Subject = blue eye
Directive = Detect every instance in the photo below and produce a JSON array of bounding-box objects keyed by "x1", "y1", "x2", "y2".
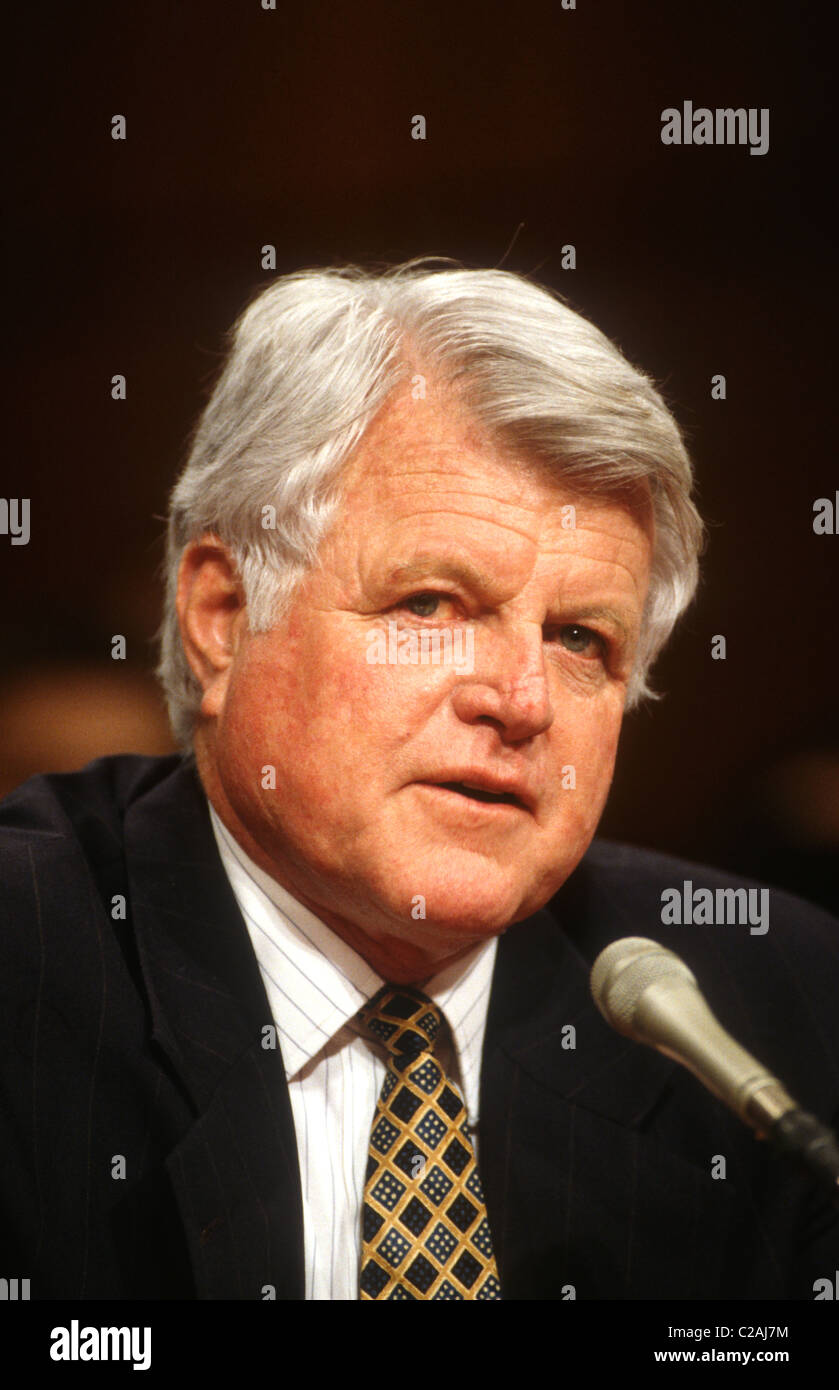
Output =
[
  {"x1": 558, "y1": 624, "x2": 602, "y2": 656},
  {"x1": 403, "y1": 592, "x2": 442, "y2": 618}
]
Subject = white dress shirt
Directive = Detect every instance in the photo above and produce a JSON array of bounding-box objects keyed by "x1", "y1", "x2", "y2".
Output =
[{"x1": 209, "y1": 805, "x2": 498, "y2": 1301}]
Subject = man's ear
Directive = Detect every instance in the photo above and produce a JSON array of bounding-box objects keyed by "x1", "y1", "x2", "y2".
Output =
[{"x1": 176, "y1": 534, "x2": 247, "y2": 719}]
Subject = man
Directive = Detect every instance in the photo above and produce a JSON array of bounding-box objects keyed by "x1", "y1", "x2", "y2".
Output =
[{"x1": 1, "y1": 262, "x2": 837, "y2": 1300}]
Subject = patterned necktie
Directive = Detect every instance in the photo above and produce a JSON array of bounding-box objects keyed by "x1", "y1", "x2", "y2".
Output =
[{"x1": 356, "y1": 984, "x2": 502, "y2": 1300}]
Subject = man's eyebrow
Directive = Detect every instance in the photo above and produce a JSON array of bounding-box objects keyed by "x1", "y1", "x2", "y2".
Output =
[
  {"x1": 564, "y1": 605, "x2": 633, "y2": 640},
  {"x1": 381, "y1": 556, "x2": 499, "y2": 592}
]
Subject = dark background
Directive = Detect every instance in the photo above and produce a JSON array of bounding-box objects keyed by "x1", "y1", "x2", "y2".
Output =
[{"x1": 3, "y1": 0, "x2": 837, "y2": 909}]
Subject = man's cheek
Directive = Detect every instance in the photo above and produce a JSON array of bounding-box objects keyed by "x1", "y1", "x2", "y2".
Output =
[
  {"x1": 548, "y1": 724, "x2": 618, "y2": 826},
  {"x1": 321, "y1": 655, "x2": 426, "y2": 730}
]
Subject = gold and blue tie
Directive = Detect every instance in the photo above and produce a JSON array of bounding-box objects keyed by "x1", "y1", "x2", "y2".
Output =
[{"x1": 357, "y1": 985, "x2": 502, "y2": 1300}]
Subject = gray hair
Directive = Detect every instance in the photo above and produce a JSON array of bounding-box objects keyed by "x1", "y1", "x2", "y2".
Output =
[{"x1": 158, "y1": 259, "x2": 703, "y2": 748}]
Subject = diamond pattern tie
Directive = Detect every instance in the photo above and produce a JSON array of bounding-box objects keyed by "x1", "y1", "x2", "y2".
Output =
[{"x1": 357, "y1": 985, "x2": 502, "y2": 1300}]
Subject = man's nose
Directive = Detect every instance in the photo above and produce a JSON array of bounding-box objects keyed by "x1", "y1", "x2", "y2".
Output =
[{"x1": 449, "y1": 626, "x2": 554, "y2": 742}]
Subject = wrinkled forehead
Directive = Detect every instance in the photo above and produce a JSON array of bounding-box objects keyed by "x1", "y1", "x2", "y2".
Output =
[{"x1": 332, "y1": 376, "x2": 655, "y2": 538}]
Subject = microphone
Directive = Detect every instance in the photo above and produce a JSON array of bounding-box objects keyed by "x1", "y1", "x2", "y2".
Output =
[{"x1": 590, "y1": 936, "x2": 839, "y2": 1199}]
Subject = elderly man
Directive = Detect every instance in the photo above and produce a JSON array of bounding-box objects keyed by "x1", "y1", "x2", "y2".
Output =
[{"x1": 1, "y1": 262, "x2": 837, "y2": 1301}]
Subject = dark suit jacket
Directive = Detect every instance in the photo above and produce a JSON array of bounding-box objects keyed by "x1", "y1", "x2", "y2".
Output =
[{"x1": 1, "y1": 754, "x2": 837, "y2": 1299}]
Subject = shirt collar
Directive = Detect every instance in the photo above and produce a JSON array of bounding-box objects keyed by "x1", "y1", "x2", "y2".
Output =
[{"x1": 208, "y1": 804, "x2": 497, "y2": 1117}]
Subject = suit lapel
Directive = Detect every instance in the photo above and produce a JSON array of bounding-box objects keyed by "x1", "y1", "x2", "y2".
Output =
[
  {"x1": 480, "y1": 903, "x2": 736, "y2": 1298},
  {"x1": 123, "y1": 760, "x2": 305, "y2": 1299}
]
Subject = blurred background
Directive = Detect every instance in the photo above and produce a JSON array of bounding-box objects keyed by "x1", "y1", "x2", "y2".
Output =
[{"x1": 3, "y1": 0, "x2": 837, "y2": 912}]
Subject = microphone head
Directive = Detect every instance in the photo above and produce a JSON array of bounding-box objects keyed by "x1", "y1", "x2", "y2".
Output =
[{"x1": 590, "y1": 937, "x2": 698, "y2": 1035}]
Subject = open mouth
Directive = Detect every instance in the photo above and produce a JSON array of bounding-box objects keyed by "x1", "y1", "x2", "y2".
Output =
[{"x1": 436, "y1": 781, "x2": 524, "y2": 808}]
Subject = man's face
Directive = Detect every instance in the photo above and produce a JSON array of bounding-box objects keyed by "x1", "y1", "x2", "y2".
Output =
[{"x1": 198, "y1": 383, "x2": 653, "y2": 976}]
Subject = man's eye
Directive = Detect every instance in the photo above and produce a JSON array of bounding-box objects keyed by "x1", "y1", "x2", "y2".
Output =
[
  {"x1": 401, "y1": 592, "x2": 444, "y2": 618},
  {"x1": 557, "y1": 624, "x2": 603, "y2": 657}
]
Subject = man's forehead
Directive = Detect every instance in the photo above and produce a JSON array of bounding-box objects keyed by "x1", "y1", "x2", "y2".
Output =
[
  {"x1": 376, "y1": 527, "x2": 649, "y2": 606},
  {"x1": 340, "y1": 380, "x2": 515, "y2": 484},
  {"x1": 339, "y1": 382, "x2": 653, "y2": 527},
  {"x1": 343, "y1": 459, "x2": 653, "y2": 565}
]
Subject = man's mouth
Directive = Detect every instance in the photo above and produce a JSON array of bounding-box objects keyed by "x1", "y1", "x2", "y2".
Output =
[
  {"x1": 437, "y1": 781, "x2": 524, "y2": 808},
  {"x1": 414, "y1": 774, "x2": 536, "y2": 814}
]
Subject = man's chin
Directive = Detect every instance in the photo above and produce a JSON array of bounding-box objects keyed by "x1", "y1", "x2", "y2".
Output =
[{"x1": 374, "y1": 871, "x2": 548, "y2": 941}]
